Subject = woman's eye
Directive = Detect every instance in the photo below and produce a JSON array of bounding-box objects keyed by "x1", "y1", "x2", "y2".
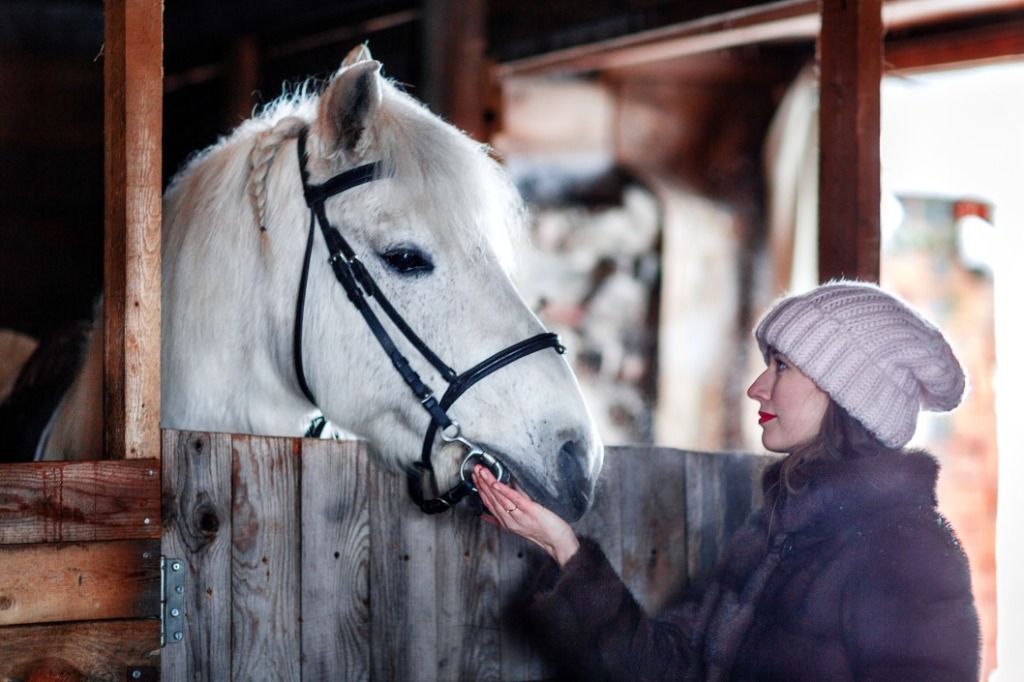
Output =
[{"x1": 380, "y1": 247, "x2": 434, "y2": 275}]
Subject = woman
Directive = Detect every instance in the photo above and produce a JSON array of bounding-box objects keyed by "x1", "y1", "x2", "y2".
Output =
[{"x1": 472, "y1": 280, "x2": 980, "y2": 681}]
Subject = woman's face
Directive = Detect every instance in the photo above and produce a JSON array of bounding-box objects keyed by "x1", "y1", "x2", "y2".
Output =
[{"x1": 746, "y1": 349, "x2": 830, "y2": 453}]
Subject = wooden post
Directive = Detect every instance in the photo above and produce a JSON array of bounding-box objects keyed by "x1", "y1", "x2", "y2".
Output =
[
  {"x1": 225, "y1": 34, "x2": 262, "y2": 130},
  {"x1": 103, "y1": 0, "x2": 163, "y2": 459},
  {"x1": 421, "y1": 0, "x2": 489, "y2": 141},
  {"x1": 817, "y1": 0, "x2": 882, "y2": 283}
]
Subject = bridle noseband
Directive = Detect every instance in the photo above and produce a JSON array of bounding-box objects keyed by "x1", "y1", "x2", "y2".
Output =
[{"x1": 291, "y1": 127, "x2": 565, "y2": 514}]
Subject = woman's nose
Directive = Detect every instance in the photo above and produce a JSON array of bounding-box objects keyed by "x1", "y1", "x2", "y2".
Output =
[{"x1": 747, "y1": 369, "x2": 769, "y2": 401}]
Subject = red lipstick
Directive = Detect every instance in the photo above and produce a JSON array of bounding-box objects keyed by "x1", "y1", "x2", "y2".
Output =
[{"x1": 758, "y1": 411, "x2": 777, "y2": 425}]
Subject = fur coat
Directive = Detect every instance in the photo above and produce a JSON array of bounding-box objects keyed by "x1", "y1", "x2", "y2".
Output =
[{"x1": 527, "y1": 450, "x2": 980, "y2": 681}]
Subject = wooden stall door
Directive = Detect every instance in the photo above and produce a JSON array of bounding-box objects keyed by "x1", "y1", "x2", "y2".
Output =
[{"x1": 162, "y1": 432, "x2": 767, "y2": 682}]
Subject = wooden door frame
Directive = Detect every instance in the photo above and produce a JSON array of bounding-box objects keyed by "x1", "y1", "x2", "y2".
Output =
[
  {"x1": 0, "y1": 2, "x2": 164, "y2": 679},
  {"x1": 103, "y1": 0, "x2": 163, "y2": 461}
]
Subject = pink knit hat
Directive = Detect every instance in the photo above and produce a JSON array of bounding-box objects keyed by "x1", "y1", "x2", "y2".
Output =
[{"x1": 754, "y1": 280, "x2": 966, "y2": 448}]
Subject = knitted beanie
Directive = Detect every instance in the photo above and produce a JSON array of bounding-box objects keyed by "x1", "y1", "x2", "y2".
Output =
[{"x1": 754, "y1": 280, "x2": 965, "y2": 448}]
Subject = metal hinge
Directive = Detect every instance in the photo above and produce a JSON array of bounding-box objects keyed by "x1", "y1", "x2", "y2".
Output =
[{"x1": 161, "y1": 556, "x2": 185, "y2": 647}]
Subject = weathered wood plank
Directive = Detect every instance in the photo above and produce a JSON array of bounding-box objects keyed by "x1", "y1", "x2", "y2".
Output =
[
  {"x1": 103, "y1": 0, "x2": 163, "y2": 460},
  {"x1": 435, "y1": 509, "x2": 503, "y2": 682},
  {"x1": 231, "y1": 435, "x2": 302, "y2": 682},
  {"x1": 575, "y1": 443, "x2": 624, "y2": 572},
  {"x1": 0, "y1": 538, "x2": 160, "y2": 626},
  {"x1": 300, "y1": 438, "x2": 372, "y2": 681},
  {"x1": 366, "y1": 457, "x2": 401, "y2": 681},
  {"x1": 161, "y1": 430, "x2": 233, "y2": 682},
  {"x1": 0, "y1": 459, "x2": 160, "y2": 545},
  {"x1": 0, "y1": 619, "x2": 160, "y2": 680},
  {"x1": 370, "y1": 472, "x2": 441, "y2": 682},
  {"x1": 684, "y1": 450, "x2": 770, "y2": 584},
  {"x1": 619, "y1": 446, "x2": 689, "y2": 613}
]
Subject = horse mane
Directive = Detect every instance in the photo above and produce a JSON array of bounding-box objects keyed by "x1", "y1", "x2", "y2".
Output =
[{"x1": 166, "y1": 69, "x2": 526, "y2": 273}]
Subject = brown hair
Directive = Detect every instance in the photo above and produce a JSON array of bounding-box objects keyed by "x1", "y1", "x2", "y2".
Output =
[{"x1": 779, "y1": 399, "x2": 903, "y2": 493}]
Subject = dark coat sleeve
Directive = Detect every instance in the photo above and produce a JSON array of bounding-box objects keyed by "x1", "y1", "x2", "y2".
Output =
[{"x1": 526, "y1": 537, "x2": 698, "y2": 682}]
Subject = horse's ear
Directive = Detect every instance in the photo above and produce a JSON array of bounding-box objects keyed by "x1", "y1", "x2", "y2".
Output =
[
  {"x1": 317, "y1": 59, "x2": 383, "y2": 157},
  {"x1": 342, "y1": 43, "x2": 372, "y2": 67}
]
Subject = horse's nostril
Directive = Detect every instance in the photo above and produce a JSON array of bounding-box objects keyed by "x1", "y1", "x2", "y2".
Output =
[{"x1": 558, "y1": 439, "x2": 593, "y2": 520}]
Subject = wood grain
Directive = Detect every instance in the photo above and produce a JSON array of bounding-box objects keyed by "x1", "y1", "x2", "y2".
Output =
[
  {"x1": 231, "y1": 435, "x2": 302, "y2": 682},
  {"x1": 435, "y1": 509, "x2": 503, "y2": 682},
  {"x1": 0, "y1": 459, "x2": 160, "y2": 544},
  {"x1": 103, "y1": 0, "x2": 163, "y2": 461},
  {"x1": 161, "y1": 430, "x2": 233, "y2": 682},
  {"x1": 0, "y1": 619, "x2": 160, "y2": 681},
  {"x1": 375, "y1": 476, "x2": 442, "y2": 682},
  {"x1": 367, "y1": 449, "x2": 421, "y2": 681},
  {"x1": 300, "y1": 438, "x2": 372, "y2": 681},
  {"x1": 0, "y1": 538, "x2": 160, "y2": 626}
]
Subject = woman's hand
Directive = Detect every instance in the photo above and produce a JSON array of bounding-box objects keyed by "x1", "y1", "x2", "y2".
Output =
[{"x1": 471, "y1": 464, "x2": 581, "y2": 567}]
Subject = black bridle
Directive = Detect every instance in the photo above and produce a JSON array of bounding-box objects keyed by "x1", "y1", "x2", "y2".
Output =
[{"x1": 292, "y1": 127, "x2": 565, "y2": 514}]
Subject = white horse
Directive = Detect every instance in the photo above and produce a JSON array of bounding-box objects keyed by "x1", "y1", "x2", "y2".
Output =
[{"x1": 20, "y1": 46, "x2": 603, "y2": 521}]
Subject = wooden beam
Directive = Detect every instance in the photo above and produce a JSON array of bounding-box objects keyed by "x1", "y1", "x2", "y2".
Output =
[
  {"x1": 494, "y1": 0, "x2": 1022, "y2": 79},
  {"x1": 817, "y1": 0, "x2": 883, "y2": 283},
  {"x1": 496, "y1": 0, "x2": 820, "y2": 79},
  {"x1": 886, "y1": 18, "x2": 1024, "y2": 73},
  {"x1": 103, "y1": 0, "x2": 163, "y2": 459}
]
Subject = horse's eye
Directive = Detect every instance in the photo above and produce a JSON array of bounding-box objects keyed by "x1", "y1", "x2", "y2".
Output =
[{"x1": 380, "y1": 247, "x2": 434, "y2": 275}]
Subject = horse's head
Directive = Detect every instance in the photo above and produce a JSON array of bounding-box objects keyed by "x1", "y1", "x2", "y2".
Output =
[{"x1": 162, "y1": 47, "x2": 603, "y2": 521}]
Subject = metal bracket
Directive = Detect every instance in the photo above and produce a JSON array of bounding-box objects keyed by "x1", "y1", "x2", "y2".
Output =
[{"x1": 161, "y1": 556, "x2": 185, "y2": 647}]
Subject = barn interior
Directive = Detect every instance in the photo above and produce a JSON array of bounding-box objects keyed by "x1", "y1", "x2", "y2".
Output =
[{"x1": 1, "y1": 1, "x2": 1021, "y2": 679}]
